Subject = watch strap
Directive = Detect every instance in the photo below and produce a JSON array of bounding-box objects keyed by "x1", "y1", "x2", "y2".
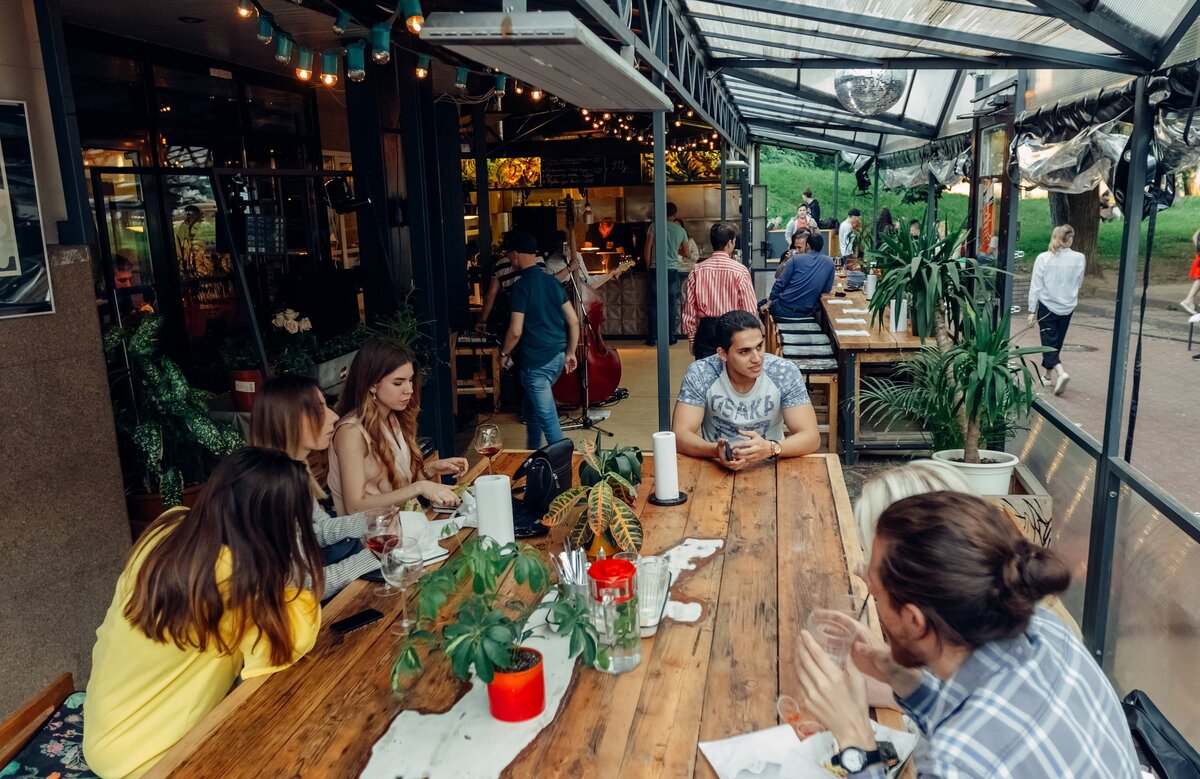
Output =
[{"x1": 833, "y1": 748, "x2": 883, "y2": 773}]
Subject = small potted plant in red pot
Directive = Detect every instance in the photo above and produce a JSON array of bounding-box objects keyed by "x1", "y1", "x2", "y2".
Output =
[{"x1": 393, "y1": 537, "x2": 598, "y2": 722}]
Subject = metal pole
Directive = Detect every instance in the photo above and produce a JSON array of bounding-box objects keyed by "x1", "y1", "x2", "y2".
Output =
[
  {"x1": 210, "y1": 172, "x2": 270, "y2": 373},
  {"x1": 925, "y1": 173, "x2": 937, "y2": 237},
  {"x1": 832, "y1": 157, "x2": 840, "y2": 222},
  {"x1": 1081, "y1": 76, "x2": 1150, "y2": 670},
  {"x1": 720, "y1": 142, "x2": 728, "y2": 222},
  {"x1": 654, "y1": 109, "x2": 670, "y2": 431},
  {"x1": 871, "y1": 159, "x2": 880, "y2": 232},
  {"x1": 740, "y1": 152, "x2": 752, "y2": 266},
  {"x1": 998, "y1": 70, "x2": 1026, "y2": 320},
  {"x1": 473, "y1": 103, "x2": 492, "y2": 266}
]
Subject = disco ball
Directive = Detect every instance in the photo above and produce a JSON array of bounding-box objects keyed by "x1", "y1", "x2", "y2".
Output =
[{"x1": 833, "y1": 69, "x2": 908, "y2": 116}]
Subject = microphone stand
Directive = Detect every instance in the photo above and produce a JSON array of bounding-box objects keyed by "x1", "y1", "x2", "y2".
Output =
[{"x1": 559, "y1": 264, "x2": 614, "y2": 437}]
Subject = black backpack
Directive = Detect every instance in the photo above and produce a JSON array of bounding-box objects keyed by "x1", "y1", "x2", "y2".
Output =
[{"x1": 511, "y1": 438, "x2": 574, "y2": 537}]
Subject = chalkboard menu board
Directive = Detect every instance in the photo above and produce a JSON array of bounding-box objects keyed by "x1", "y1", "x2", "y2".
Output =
[
  {"x1": 540, "y1": 154, "x2": 641, "y2": 187},
  {"x1": 245, "y1": 214, "x2": 285, "y2": 256}
]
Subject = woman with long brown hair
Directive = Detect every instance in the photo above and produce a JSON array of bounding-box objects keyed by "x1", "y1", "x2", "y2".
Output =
[
  {"x1": 84, "y1": 447, "x2": 323, "y2": 778},
  {"x1": 329, "y1": 339, "x2": 467, "y2": 514},
  {"x1": 249, "y1": 374, "x2": 379, "y2": 596}
]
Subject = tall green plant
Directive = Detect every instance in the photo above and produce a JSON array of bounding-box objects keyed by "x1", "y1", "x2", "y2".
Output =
[
  {"x1": 867, "y1": 226, "x2": 976, "y2": 351},
  {"x1": 104, "y1": 316, "x2": 242, "y2": 506},
  {"x1": 861, "y1": 302, "x2": 1047, "y2": 463}
]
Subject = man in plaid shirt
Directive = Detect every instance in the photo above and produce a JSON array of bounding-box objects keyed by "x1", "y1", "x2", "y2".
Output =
[{"x1": 796, "y1": 492, "x2": 1139, "y2": 778}]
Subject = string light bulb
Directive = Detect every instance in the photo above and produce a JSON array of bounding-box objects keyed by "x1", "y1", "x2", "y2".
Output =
[
  {"x1": 370, "y1": 23, "x2": 391, "y2": 64},
  {"x1": 274, "y1": 35, "x2": 294, "y2": 65},
  {"x1": 514, "y1": 82, "x2": 524, "y2": 95},
  {"x1": 402, "y1": 0, "x2": 424, "y2": 34},
  {"x1": 455, "y1": 66, "x2": 469, "y2": 89},
  {"x1": 581, "y1": 108, "x2": 589, "y2": 116},
  {"x1": 602, "y1": 112, "x2": 611, "y2": 120},
  {"x1": 415, "y1": 54, "x2": 430, "y2": 79},
  {"x1": 333, "y1": 9, "x2": 352, "y2": 34},
  {"x1": 320, "y1": 51, "x2": 339, "y2": 86},
  {"x1": 295, "y1": 47, "x2": 314, "y2": 80},
  {"x1": 530, "y1": 88, "x2": 543, "y2": 101},
  {"x1": 346, "y1": 41, "x2": 367, "y2": 82},
  {"x1": 236, "y1": 0, "x2": 254, "y2": 19},
  {"x1": 256, "y1": 16, "x2": 274, "y2": 42},
  {"x1": 493, "y1": 74, "x2": 507, "y2": 96},
  {"x1": 674, "y1": 118, "x2": 682, "y2": 127}
]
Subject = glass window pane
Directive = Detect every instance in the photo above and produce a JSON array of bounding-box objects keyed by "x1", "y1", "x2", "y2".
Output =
[
  {"x1": 68, "y1": 50, "x2": 145, "y2": 118},
  {"x1": 94, "y1": 172, "x2": 159, "y2": 330},
  {"x1": 153, "y1": 66, "x2": 239, "y2": 128},
  {"x1": 1105, "y1": 484, "x2": 1200, "y2": 746},
  {"x1": 245, "y1": 85, "x2": 309, "y2": 135}
]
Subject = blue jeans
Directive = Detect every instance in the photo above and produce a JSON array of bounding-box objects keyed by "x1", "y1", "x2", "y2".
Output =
[{"x1": 520, "y1": 352, "x2": 566, "y2": 449}]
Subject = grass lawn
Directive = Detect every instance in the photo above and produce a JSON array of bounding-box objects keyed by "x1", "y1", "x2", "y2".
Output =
[{"x1": 761, "y1": 157, "x2": 1198, "y2": 280}]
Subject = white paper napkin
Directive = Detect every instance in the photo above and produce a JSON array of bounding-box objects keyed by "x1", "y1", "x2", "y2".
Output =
[
  {"x1": 835, "y1": 318, "x2": 866, "y2": 324},
  {"x1": 699, "y1": 725, "x2": 802, "y2": 779},
  {"x1": 844, "y1": 308, "x2": 869, "y2": 314},
  {"x1": 397, "y1": 512, "x2": 452, "y2": 564},
  {"x1": 826, "y1": 299, "x2": 852, "y2": 306},
  {"x1": 835, "y1": 329, "x2": 870, "y2": 337},
  {"x1": 778, "y1": 721, "x2": 919, "y2": 779}
]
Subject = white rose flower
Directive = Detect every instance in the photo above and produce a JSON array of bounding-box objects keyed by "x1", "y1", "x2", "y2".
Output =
[
  {"x1": 272, "y1": 313, "x2": 286, "y2": 328},
  {"x1": 285, "y1": 320, "x2": 300, "y2": 334},
  {"x1": 299, "y1": 318, "x2": 312, "y2": 332},
  {"x1": 284, "y1": 309, "x2": 300, "y2": 321}
]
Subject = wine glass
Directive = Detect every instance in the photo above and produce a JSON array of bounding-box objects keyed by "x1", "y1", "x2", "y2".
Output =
[
  {"x1": 381, "y1": 539, "x2": 425, "y2": 635},
  {"x1": 362, "y1": 510, "x2": 400, "y2": 596},
  {"x1": 472, "y1": 424, "x2": 503, "y2": 475}
]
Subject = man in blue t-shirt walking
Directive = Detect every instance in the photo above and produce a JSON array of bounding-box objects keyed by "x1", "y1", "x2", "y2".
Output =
[{"x1": 500, "y1": 232, "x2": 580, "y2": 449}]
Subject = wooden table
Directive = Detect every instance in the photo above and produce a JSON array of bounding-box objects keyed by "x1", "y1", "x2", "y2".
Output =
[
  {"x1": 147, "y1": 452, "x2": 905, "y2": 778},
  {"x1": 821, "y1": 291, "x2": 927, "y2": 465}
]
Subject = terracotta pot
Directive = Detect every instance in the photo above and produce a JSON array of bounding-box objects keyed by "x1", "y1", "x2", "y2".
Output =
[
  {"x1": 586, "y1": 531, "x2": 622, "y2": 562},
  {"x1": 486, "y1": 648, "x2": 545, "y2": 722},
  {"x1": 230, "y1": 369, "x2": 265, "y2": 413},
  {"x1": 126, "y1": 483, "x2": 204, "y2": 541}
]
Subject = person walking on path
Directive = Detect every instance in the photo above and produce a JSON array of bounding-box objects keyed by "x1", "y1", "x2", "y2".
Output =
[
  {"x1": 1180, "y1": 228, "x2": 1200, "y2": 315},
  {"x1": 681, "y1": 222, "x2": 758, "y2": 359},
  {"x1": 1028, "y1": 225, "x2": 1086, "y2": 395}
]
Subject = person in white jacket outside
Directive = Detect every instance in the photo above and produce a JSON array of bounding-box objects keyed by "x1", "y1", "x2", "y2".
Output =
[{"x1": 1027, "y1": 225, "x2": 1086, "y2": 395}]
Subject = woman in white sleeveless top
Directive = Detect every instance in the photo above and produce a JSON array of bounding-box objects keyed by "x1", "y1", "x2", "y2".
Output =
[{"x1": 1027, "y1": 225, "x2": 1086, "y2": 396}]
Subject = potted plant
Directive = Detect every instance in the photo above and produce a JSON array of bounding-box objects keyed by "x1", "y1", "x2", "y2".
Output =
[
  {"x1": 542, "y1": 439, "x2": 643, "y2": 560},
  {"x1": 860, "y1": 300, "x2": 1047, "y2": 493},
  {"x1": 578, "y1": 432, "x2": 643, "y2": 487},
  {"x1": 104, "y1": 315, "x2": 243, "y2": 537},
  {"x1": 267, "y1": 308, "x2": 317, "y2": 377},
  {"x1": 311, "y1": 324, "x2": 370, "y2": 393},
  {"x1": 219, "y1": 339, "x2": 264, "y2": 413},
  {"x1": 392, "y1": 537, "x2": 598, "y2": 722},
  {"x1": 867, "y1": 226, "x2": 976, "y2": 345}
]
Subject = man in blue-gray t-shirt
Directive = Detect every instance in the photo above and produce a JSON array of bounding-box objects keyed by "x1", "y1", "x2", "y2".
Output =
[
  {"x1": 500, "y1": 232, "x2": 580, "y2": 449},
  {"x1": 671, "y1": 310, "x2": 820, "y2": 470}
]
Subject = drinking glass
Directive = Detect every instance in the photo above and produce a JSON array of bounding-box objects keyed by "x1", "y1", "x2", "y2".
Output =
[
  {"x1": 381, "y1": 538, "x2": 425, "y2": 635},
  {"x1": 806, "y1": 608, "x2": 856, "y2": 667},
  {"x1": 634, "y1": 556, "x2": 671, "y2": 637},
  {"x1": 472, "y1": 424, "x2": 503, "y2": 475},
  {"x1": 362, "y1": 509, "x2": 400, "y2": 596}
]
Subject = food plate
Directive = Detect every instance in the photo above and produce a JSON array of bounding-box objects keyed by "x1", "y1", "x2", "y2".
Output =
[{"x1": 779, "y1": 721, "x2": 918, "y2": 779}]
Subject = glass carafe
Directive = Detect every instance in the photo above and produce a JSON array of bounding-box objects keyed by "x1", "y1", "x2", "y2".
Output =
[{"x1": 587, "y1": 558, "x2": 641, "y2": 674}]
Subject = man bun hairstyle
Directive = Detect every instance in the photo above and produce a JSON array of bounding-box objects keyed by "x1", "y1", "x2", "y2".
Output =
[
  {"x1": 875, "y1": 491, "x2": 1070, "y2": 649},
  {"x1": 710, "y1": 221, "x2": 739, "y2": 251}
]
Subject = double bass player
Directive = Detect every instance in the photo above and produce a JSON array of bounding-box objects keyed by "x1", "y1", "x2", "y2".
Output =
[{"x1": 499, "y1": 231, "x2": 580, "y2": 449}]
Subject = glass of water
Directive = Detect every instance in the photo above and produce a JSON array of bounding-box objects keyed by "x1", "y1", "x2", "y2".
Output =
[{"x1": 381, "y1": 538, "x2": 424, "y2": 636}]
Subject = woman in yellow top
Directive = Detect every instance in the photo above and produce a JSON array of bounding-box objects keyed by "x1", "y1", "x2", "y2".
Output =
[{"x1": 83, "y1": 447, "x2": 325, "y2": 778}]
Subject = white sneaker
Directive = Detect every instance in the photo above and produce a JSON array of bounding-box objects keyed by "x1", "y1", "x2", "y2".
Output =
[
  {"x1": 1190, "y1": 312, "x2": 1200, "y2": 324},
  {"x1": 1039, "y1": 374, "x2": 1053, "y2": 387},
  {"x1": 1182, "y1": 300, "x2": 1198, "y2": 315},
  {"x1": 1054, "y1": 372, "x2": 1070, "y2": 395}
]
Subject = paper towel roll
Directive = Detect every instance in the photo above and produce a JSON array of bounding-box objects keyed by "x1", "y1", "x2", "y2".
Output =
[
  {"x1": 652, "y1": 431, "x2": 680, "y2": 500},
  {"x1": 474, "y1": 474, "x2": 515, "y2": 545},
  {"x1": 864, "y1": 271, "x2": 877, "y2": 299}
]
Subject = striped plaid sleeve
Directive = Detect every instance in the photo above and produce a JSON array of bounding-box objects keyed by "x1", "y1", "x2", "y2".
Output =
[
  {"x1": 323, "y1": 548, "x2": 379, "y2": 598},
  {"x1": 897, "y1": 670, "x2": 943, "y2": 735}
]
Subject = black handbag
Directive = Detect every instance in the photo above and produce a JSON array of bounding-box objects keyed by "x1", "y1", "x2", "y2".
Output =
[
  {"x1": 1123, "y1": 689, "x2": 1200, "y2": 778},
  {"x1": 511, "y1": 438, "x2": 574, "y2": 537}
]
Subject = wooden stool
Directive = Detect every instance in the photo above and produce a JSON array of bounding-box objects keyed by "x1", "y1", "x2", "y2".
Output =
[
  {"x1": 449, "y1": 331, "x2": 501, "y2": 415},
  {"x1": 806, "y1": 372, "x2": 839, "y2": 454}
]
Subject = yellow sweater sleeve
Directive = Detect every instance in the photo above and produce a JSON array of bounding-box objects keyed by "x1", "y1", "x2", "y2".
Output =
[{"x1": 239, "y1": 587, "x2": 322, "y2": 679}]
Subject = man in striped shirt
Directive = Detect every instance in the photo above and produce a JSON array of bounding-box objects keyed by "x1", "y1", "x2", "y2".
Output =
[
  {"x1": 681, "y1": 222, "x2": 759, "y2": 359},
  {"x1": 794, "y1": 492, "x2": 1139, "y2": 778}
]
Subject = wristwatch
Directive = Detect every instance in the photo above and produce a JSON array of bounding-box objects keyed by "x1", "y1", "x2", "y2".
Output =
[
  {"x1": 832, "y1": 747, "x2": 883, "y2": 774},
  {"x1": 769, "y1": 439, "x2": 783, "y2": 458}
]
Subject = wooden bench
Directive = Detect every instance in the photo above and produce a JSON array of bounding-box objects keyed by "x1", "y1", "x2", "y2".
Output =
[
  {"x1": 0, "y1": 673, "x2": 78, "y2": 770},
  {"x1": 448, "y1": 331, "x2": 501, "y2": 415},
  {"x1": 765, "y1": 313, "x2": 839, "y2": 453}
]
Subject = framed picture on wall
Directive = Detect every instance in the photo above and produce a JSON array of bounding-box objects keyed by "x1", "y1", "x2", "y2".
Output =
[{"x1": 0, "y1": 100, "x2": 53, "y2": 319}]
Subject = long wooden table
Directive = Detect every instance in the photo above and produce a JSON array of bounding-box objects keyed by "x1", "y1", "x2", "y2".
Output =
[
  {"x1": 146, "y1": 451, "x2": 903, "y2": 778},
  {"x1": 821, "y1": 290, "x2": 927, "y2": 465}
]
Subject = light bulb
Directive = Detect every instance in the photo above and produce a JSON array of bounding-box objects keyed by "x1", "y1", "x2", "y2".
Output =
[
  {"x1": 320, "y1": 51, "x2": 339, "y2": 86},
  {"x1": 581, "y1": 108, "x2": 589, "y2": 116},
  {"x1": 403, "y1": 0, "x2": 424, "y2": 34},
  {"x1": 674, "y1": 119, "x2": 682, "y2": 127},
  {"x1": 256, "y1": 16, "x2": 274, "y2": 42},
  {"x1": 274, "y1": 36, "x2": 294, "y2": 65},
  {"x1": 415, "y1": 54, "x2": 430, "y2": 79},
  {"x1": 494, "y1": 74, "x2": 507, "y2": 96},
  {"x1": 514, "y1": 82, "x2": 524, "y2": 95},
  {"x1": 687, "y1": 109, "x2": 694, "y2": 117},
  {"x1": 455, "y1": 66, "x2": 468, "y2": 89},
  {"x1": 530, "y1": 89, "x2": 542, "y2": 101},
  {"x1": 295, "y1": 47, "x2": 313, "y2": 80},
  {"x1": 333, "y1": 9, "x2": 352, "y2": 34},
  {"x1": 346, "y1": 41, "x2": 366, "y2": 82},
  {"x1": 236, "y1": 0, "x2": 253, "y2": 19},
  {"x1": 370, "y1": 24, "x2": 391, "y2": 64}
]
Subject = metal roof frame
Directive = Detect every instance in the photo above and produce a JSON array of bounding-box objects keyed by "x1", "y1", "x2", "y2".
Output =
[
  {"x1": 1023, "y1": 0, "x2": 1156, "y2": 64},
  {"x1": 713, "y1": 55, "x2": 1108, "y2": 71}
]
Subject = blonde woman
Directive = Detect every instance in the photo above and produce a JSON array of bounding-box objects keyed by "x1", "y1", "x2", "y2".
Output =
[
  {"x1": 853, "y1": 460, "x2": 1079, "y2": 636},
  {"x1": 1027, "y1": 225, "x2": 1086, "y2": 395},
  {"x1": 249, "y1": 374, "x2": 379, "y2": 597},
  {"x1": 329, "y1": 339, "x2": 467, "y2": 514}
]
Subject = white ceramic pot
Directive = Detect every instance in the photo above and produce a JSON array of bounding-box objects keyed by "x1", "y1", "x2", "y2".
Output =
[{"x1": 932, "y1": 449, "x2": 1019, "y2": 496}]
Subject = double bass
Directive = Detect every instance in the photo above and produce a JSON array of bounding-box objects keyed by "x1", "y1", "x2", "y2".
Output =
[{"x1": 552, "y1": 200, "x2": 631, "y2": 407}]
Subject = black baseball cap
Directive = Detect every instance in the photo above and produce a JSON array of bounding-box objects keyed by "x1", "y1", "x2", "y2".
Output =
[{"x1": 502, "y1": 231, "x2": 538, "y2": 254}]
